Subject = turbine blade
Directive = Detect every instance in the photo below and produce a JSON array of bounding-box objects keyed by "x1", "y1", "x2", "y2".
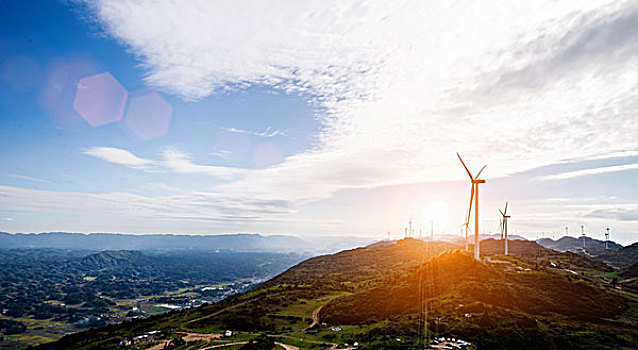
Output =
[
  {"x1": 475, "y1": 164, "x2": 487, "y2": 179},
  {"x1": 457, "y1": 153, "x2": 474, "y2": 180},
  {"x1": 499, "y1": 209, "x2": 504, "y2": 217}
]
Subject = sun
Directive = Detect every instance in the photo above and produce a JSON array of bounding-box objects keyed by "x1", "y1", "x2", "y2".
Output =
[{"x1": 422, "y1": 201, "x2": 449, "y2": 231}]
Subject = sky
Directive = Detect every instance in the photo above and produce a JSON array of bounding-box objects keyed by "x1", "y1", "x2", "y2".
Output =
[{"x1": 1, "y1": 0, "x2": 637, "y2": 244}]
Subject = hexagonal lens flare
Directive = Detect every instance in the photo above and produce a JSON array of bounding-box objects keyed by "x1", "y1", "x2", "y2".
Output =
[
  {"x1": 123, "y1": 92, "x2": 173, "y2": 140},
  {"x1": 72, "y1": 72, "x2": 128, "y2": 127}
]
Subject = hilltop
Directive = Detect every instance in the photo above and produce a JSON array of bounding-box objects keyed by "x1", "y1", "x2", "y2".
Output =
[
  {"x1": 79, "y1": 250, "x2": 149, "y2": 270},
  {"x1": 31, "y1": 238, "x2": 638, "y2": 350}
]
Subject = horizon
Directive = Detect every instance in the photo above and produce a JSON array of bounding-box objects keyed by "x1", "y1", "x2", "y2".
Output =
[
  {"x1": 0, "y1": 230, "x2": 633, "y2": 247},
  {"x1": 2, "y1": 1, "x2": 638, "y2": 245}
]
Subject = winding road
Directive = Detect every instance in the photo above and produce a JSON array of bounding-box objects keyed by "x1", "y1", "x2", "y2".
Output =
[{"x1": 303, "y1": 305, "x2": 324, "y2": 331}]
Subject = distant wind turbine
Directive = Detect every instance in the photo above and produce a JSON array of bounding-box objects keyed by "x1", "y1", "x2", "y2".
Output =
[
  {"x1": 457, "y1": 153, "x2": 486, "y2": 261},
  {"x1": 499, "y1": 202, "x2": 510, "y2": 256}
]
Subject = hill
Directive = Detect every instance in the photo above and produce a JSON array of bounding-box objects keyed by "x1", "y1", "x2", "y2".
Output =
[
  {"x1": 31, "y1": 238, "x2": 638, "y2": 350},
  {"x1": 594, "y1": 243, "x2": 638, "y2": 269},
  {"x1": 79, "y1": 250, "x2": 149, "y2": 269},
  {"x1": 480, "y1": 238, "x2": 614, "y2": 271}
]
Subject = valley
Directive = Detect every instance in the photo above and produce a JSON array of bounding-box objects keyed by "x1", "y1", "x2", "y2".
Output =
[{"x1": 0, "y1": 248, "x2": 306, "y2": 349}]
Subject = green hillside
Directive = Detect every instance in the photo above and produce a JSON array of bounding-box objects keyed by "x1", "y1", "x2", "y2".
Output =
[{"x1": 32, "y1": 239, "x2": 638, "y2": 350}]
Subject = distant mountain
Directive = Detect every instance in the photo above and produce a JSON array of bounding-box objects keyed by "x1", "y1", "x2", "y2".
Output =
[
  {"x1": 304, "y1": 235, "x2": 378, "y2": 252},
  {"x1": 430, "y1": 233, "x2": 528, "y2": 246},
  {"x1": 0, "y1": 232, "x2": 312, "y2": 252},
  {"x1": 537, "y1": 236, "x2": 636, "y2": 268},
  {"x1": 537, "y1": 236, "x2": 622, "y2": 255},
  {"x1": 480, "y1": 233, "x2": 528, "y2": 241}
]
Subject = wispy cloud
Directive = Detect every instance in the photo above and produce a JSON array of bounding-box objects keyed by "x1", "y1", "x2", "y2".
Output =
[
  {"x1": 83, "y1": 146, "x2": 245, "y2": 179},
  {"x1": 0, "y1": 184, "x2": 297, "y2": 228},
  {"x1": 159, "y1": 148, "x2": 245, "y2": 179},
  {"x1": 83, "y1": 147, "x2": 155, "y2": 169},
  {"x1": 542, "y1": 163, "x2": 638, "y2": 180},
  {"x1": 210, "y1": 150, "x2": 232, "y2": 159},
  {"x1": 586, "y1": 207, "x2": 638, "y2": 221},
  {"x1": 220, "y1": 126, "x2": 285, "y2": 138},
  {"x1": 8, "y1": 174, "x2": 53, "y2": 184},
  {"x1": 139, "y1": 182, "x2": 182, "y2": 192}
]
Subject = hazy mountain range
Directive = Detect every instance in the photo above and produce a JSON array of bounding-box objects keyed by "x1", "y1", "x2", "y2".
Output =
[{"x1": 0, "y1": 232, "x2": 374, "y2": 253}]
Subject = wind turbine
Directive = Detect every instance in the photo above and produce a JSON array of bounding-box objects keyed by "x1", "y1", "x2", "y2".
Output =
[
  {"x1": 499, "y1": 202, "x2": 510, "y2": 255},
  {"x1": 457, "y1": 153, "x2": 486, "y2": 261}
]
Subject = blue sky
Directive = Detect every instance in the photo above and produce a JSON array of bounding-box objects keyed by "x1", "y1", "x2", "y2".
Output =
[{"x1": 1, "y1": 0, "x2": 637, "y2": 244}]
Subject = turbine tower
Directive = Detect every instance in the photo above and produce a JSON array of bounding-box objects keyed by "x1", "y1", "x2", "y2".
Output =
[
  {"x1": 581, "y1": 225, "x2": 586, "y2": 249},
  {"x1": 605, "y1": 227, "x2": 610, "y2": 250},
  {"x1": 457, "y1": 153, "x2": 486, "y2": 261},
  {"x1": 499, "y1": 202, "x2": 510, "y2": 255},
  {"x1": 409, "y1": 216, "x2": 413, "y2": 237}
]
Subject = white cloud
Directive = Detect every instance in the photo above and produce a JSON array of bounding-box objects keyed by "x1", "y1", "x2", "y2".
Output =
[
  {"x1": 159, "y1": 148, "x2": 246, "y2": 179},
  {"x1": 210, "y1": 150, "x2": 232, "y2": 159},
  {"x1": 542, "y1": 163, "x2": 638, "y2": 180},
  {"x1": 8, "y1": 174, "x2": 53, "y2": 184},
  {"x1": 83, "y1": 146, "x2": 245, "y2": 179},
  {"x1": 83, "y1": 147, "x2": 155, "y2": 169},
  {"x1": 220, "y1": 126, "x2": 285, "y2": 138},
  {"x1": 0, "y1": 184, "x2": 297, "y2": 229}
]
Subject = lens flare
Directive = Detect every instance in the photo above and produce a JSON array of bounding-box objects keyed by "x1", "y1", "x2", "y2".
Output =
[
  {"x1": 122, "y1": 92, "x2": 172, "y2": 140},
  {"x1": 73, "y1": 72, "x2": 128, "y2": 128}
]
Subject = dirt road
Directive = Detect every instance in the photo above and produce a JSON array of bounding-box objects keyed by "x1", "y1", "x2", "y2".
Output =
[
  {"x1": 275, "y1": 341, "x2": 300, "y2": 350},
  {"x1": 303, "y1": 304, "x2": 324, "y2": 331},
  {"x1": 202, "y1": 341, "x2": 248, "y2": 349}
]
